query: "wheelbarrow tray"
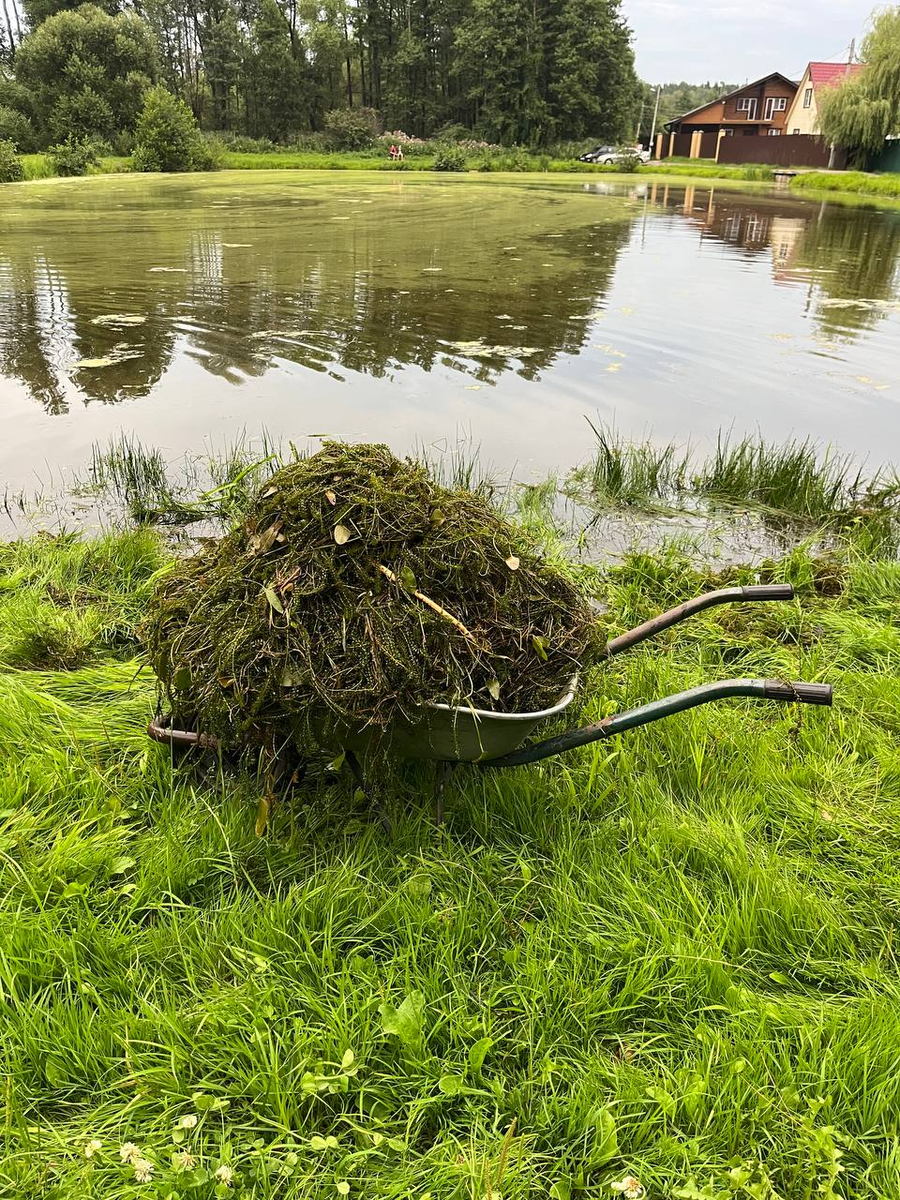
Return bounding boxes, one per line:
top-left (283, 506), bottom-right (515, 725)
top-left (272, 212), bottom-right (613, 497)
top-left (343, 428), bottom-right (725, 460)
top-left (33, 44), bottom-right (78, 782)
top-left (318, 677), bottom-right (579, 763)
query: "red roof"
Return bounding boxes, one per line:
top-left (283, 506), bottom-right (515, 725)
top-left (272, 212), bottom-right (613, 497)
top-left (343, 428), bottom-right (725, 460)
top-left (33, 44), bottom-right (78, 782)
top-left (809, 61), bottom-right (863, 90)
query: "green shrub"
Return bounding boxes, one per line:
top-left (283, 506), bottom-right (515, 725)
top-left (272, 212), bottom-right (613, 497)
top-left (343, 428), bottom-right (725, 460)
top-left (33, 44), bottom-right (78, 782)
top-left (0, 138), bottom-right (25, 183)
top-left (132, 86), bottom-right (214, 173)
top-left (432, 143), bottom-right (467, 171)
top-left (0, 105), bottom-right (36, 152)
top-left (49, 87), bottom-right (115, 143)
top-left (614, 145), bottom-right (642, 172)
top-left (323, 106), bottom-right (382, 150)
top-left (48, 137), bottom-right (100, 177)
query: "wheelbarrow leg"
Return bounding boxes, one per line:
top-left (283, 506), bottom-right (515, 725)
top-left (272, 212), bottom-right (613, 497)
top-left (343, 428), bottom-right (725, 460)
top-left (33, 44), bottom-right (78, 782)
top-left (345, 749), bottom-right (393, 837)
top-left (433, 761), bottom-right (456, 826)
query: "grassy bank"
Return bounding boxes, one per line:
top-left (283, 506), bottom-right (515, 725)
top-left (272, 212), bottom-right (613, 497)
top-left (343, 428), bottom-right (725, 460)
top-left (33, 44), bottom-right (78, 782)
top-left (13, 148), bottom-right (778, 184)
top-left (792, 170), bottom-right (900, 200)
top-left (16, 149), bottom-right (634, 180)
top-left (3, 443), bottom-right (900, 1196)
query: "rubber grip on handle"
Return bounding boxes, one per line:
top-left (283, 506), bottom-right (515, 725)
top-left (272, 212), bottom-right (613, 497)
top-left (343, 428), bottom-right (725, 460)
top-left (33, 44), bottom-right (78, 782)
top-left (764, 680), bottom-right (833, 706)
top-left (741, 584), bottom-right (795, 601)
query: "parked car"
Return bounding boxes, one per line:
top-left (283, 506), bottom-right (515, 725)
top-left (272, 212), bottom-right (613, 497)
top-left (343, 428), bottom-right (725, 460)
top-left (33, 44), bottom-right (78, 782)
top-left (578, 144), bottom-right (652, 165)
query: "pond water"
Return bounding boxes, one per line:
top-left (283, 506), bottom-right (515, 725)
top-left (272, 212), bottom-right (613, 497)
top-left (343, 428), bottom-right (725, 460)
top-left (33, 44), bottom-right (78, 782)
top-left (1, 171), bottom-right (899, 496)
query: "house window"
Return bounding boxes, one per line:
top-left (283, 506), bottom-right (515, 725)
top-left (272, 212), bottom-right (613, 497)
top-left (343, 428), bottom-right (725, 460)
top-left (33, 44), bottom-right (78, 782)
top-left (768, 129), bottom-right (781, 135)
top-left (793, 128), bottom-right (800, 135)
top-left (764, 96), bottom-right (787, 120)
top-left (803, 87), bottom-right (813, 108)
top-left (736, 97), bottom-right (758, 119)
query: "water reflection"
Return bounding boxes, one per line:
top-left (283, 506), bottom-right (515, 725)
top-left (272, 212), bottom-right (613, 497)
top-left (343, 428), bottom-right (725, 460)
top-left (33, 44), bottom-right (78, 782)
top-left (0, 176), bottom-right (636, 413)
top-left (0, 174), bottom-right (898, 490)
top-left (650, 182), bottom-right (900, 336)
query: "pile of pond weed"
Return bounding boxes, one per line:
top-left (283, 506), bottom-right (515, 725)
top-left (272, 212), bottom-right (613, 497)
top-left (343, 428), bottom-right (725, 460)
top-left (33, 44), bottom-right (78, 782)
top-left (142, 443), bottom-right (605, 751)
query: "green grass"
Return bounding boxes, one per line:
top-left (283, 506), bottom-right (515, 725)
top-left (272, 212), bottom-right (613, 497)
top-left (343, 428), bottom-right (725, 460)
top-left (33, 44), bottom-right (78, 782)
top-left (637, 162), bottom-right (776, 181)
top-left (3, 508), bottom-right (900, 1196)
top-left (792, 170), bottom-right (900, 200)
top-left (19, 154), bottom-right (129, 180)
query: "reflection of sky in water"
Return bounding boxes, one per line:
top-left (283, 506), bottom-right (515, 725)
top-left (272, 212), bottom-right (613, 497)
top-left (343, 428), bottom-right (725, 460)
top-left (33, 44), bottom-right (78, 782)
top-left (0, 173), bottom-right (898, 492)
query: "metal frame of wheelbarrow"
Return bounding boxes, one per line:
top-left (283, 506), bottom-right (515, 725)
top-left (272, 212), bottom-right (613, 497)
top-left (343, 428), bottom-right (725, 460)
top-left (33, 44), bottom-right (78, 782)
top-left (147, 582), bottom-right (832, 826)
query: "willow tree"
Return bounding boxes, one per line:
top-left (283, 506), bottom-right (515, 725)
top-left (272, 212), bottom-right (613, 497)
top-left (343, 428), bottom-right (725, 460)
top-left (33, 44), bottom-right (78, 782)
top-left (818, 6), bottom-right (900, 156)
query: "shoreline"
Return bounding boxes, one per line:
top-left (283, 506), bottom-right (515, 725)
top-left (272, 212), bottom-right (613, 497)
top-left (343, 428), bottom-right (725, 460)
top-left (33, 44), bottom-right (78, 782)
top-left (9, 152), bottom-right (900, 207)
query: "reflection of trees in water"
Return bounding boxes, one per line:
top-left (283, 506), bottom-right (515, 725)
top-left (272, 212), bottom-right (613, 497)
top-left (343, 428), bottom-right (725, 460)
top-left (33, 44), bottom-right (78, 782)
top-left (792, 205), bottom-right (900, 336)
top-left (0, 259), bottom-right (69, 414)
top-left (0, 198), bottom-right (636, 411)
top-left (0, 245), bottom-right (178, 413)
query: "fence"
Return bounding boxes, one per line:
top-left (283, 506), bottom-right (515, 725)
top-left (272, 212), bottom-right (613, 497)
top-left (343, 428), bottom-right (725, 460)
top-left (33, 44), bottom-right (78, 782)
top-left (868, 139), bottom-right (900, 172)
top-left (716, 134), bottom-right (843, 169)
top-left (698, 132), bottom-right (719, 158)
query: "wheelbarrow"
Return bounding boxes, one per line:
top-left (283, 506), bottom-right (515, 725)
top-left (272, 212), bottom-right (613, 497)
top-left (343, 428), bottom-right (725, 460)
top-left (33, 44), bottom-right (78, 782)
top-left (148, 582), bottom-right (831, 823)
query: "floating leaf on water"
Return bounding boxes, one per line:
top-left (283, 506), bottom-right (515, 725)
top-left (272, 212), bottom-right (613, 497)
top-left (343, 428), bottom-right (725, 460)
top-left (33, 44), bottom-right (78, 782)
top-left (91, 313), bottom-right (146, 327)
top-left (333, 524), bottom-right (352, 545)
top-left (73, 352), bottom-right (141, 369)
top-left (221, 242), bottom-right (252, 248)
top-left (263, 585), bottom-right (284, 614)
top-left (496, 313), bottom-right (513, 320)
top-left (447, 339), bottom-right (540, 359)
top-left (325, 489), bottom-right (337, 505)
top-left (421, 267), bottom-right (443, 272)
top-left (505, 555), bottom-right (520, 571)
top-left (148, 266), bottom-right (187, 272)
top-left (487, 679), bottom-right (501, 701)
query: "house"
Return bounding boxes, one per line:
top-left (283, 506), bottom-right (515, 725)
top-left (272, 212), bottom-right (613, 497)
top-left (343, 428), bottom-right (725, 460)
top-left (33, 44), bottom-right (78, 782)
top-left (784, 61), bottom-right (863, 136)
top-left (665, 74), bottom-right (798, 138)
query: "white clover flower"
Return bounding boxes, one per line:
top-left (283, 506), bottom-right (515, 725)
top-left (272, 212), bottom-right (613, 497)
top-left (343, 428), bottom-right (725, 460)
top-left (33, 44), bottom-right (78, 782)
top-left (83, 1139), bottom-right (103, 1158)
top-left (133, 1158), bottom-right (154, 1183)
top-left (610, 1177), bottom-right (645, 1200)
top-left (119, 1143), bottom-right (141, 1164)
top-left (215, 1164), bottom-right (234, 1187)
top-left (174, 1150), bottom-right (197, 1170)
top-left (178, 1113), bottom-right (198, 1129)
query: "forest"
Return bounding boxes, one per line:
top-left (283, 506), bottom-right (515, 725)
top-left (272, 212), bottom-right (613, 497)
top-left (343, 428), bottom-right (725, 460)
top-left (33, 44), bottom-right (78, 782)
top-left (0, 0), bottom-right (645, 150)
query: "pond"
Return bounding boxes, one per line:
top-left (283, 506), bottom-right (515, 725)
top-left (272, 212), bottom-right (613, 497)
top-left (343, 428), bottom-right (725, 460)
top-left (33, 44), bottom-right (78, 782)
top-left (1, 171), bottom-right (899, 496)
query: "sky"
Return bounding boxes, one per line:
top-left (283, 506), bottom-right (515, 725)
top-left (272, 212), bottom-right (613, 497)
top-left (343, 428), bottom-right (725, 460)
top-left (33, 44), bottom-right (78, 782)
top-left (623, 0), bottom-right (876, 85)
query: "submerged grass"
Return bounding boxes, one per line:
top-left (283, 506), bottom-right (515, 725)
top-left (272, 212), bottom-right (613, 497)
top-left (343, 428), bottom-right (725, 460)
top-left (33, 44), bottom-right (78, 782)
top-left (2, 519), bottom-right (900, 1197)
top-left (568, 424), bottom-right (900, 546)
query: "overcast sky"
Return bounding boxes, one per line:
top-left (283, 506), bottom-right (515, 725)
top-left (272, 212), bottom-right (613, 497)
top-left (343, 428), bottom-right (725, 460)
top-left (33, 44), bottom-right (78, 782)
top-left (623, 0), bottom-right (876, 85)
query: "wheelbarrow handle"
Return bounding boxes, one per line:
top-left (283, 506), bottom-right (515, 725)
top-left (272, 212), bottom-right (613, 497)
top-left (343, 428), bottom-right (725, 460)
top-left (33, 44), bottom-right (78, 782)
top-left (482, 677), bottom-right (831, 768)
top-left (603, 583), bottom-right (795, 658)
